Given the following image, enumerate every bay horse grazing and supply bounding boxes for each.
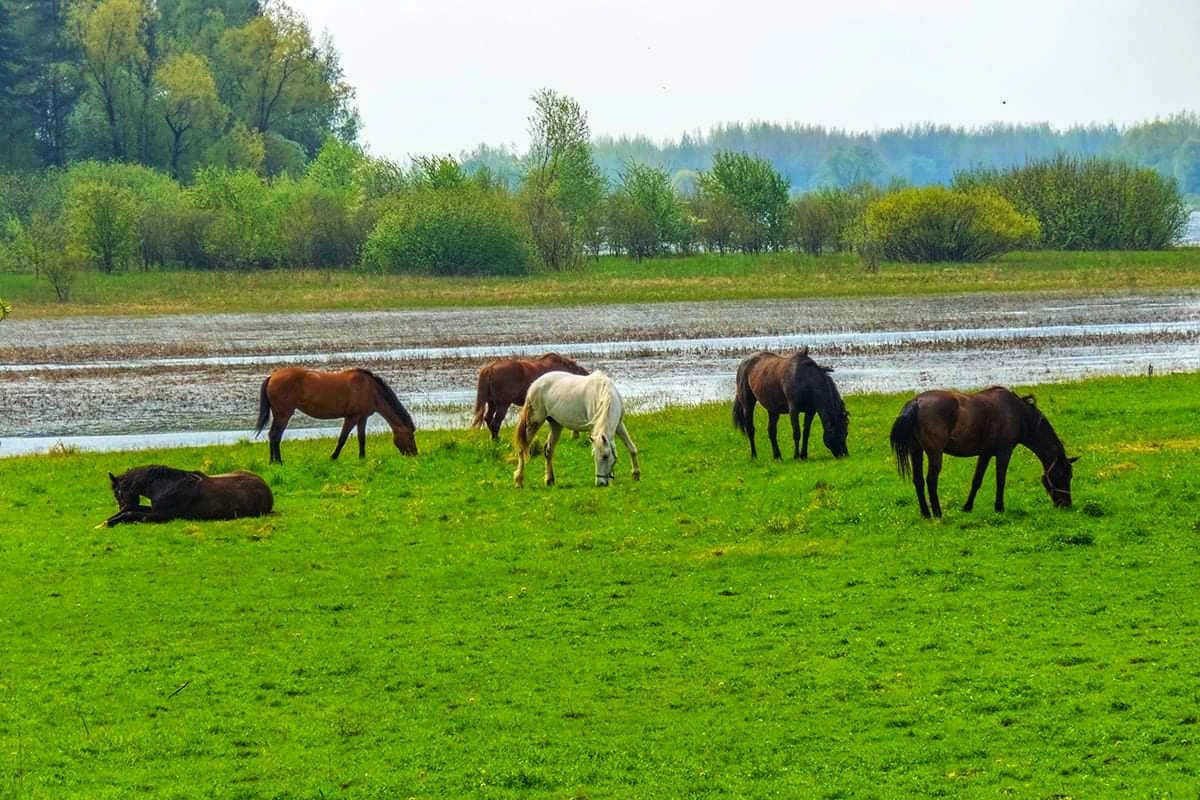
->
[732,348,850,460]
[471,352,589,440]
[256,367,417,464]
[513,371,641,488]
[889,386,1079,518]
[102,465,273,526]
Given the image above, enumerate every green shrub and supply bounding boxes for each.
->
[360,188,534,276]
[953,155,1188,250]
[865,186,1040,262]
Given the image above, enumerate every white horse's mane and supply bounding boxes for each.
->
[587,371,616,435]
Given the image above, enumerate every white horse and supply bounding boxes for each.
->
[513,371,641,488]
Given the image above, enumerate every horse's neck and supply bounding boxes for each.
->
[1023,416,1062,466]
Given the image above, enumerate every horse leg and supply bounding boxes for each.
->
[741,396,758,458]
[801,410,820,460]
[488,403,509,441]
[543,421,563,486]
[104,505,167,525]
[926,451,944,518]
[331,416,356,460]
[910,450,932,518]
[963,455,992,512]
[355,416,368,458]
[615,422,641,481]
[268,411,292,464]
[514,416,542,488]
[767,412,783,460]
[788,409,802,459]
[993,448,1015,512]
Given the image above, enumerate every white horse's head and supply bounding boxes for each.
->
[591,433,618,486]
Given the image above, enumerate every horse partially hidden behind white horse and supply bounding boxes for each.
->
[513,371,641,488]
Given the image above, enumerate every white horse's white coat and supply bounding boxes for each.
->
[513,371,641,487]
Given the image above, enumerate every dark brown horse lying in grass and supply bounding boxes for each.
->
[101,465,273,526]
[890,386,1078,518]
[471,352,589,441]
[732,348,850,460]
[256,367,417,464]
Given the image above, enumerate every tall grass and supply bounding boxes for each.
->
[2,249,1199,318]
[1,374,1198,797]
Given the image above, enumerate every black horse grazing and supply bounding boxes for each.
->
[889,386,1079,518]
[102,465,274,526]
[732,348,850,460]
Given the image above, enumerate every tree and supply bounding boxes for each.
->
[606,162,684,259]
[696,151,789,253]
[521,88,604,270]
[154,52,226,178]
[65,178,138,273]
[214,2,344,171]
[818,143,885,188]
[68,0,157,161]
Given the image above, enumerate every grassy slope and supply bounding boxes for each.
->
[2,374,1198,798]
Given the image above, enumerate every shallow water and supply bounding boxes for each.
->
[1,291,1197,457]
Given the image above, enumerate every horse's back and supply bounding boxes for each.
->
[529,371,617,431]
[204,470,274,517]
[913,387,1024,453]
[267,367,368,418]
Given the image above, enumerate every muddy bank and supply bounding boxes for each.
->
[1,291,1197,456]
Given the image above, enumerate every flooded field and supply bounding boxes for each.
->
[1,291,1197,457]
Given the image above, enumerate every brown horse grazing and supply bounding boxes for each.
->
[255,367,417,464]
[732,348,850,460]
[471,352,589,440]
[890,386,1079,518]
[102,465,273,526]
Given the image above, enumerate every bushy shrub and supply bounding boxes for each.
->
[865,186,1040,263]
[360,188,534,276]
[953,155,1188,250]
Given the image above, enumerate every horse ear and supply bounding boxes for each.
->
[1068,456,1080,464]
[109,472,117,483]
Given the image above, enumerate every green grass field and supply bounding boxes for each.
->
[3,248,1200,318]
[2,373,1198,798]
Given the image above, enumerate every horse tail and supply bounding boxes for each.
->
[255,376,272,437]
[731,358,754,436]
[890,399,919,479]
[513,399,532,454]
[470,366,491,429]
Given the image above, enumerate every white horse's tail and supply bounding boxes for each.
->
[513,402,528,451]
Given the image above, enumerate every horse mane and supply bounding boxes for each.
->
[588,371,616,434]
[358,368,417,430]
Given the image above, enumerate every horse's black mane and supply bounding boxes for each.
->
[123,464,202,483]
[357,368,417,430]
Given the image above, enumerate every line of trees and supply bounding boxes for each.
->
[1,120,1188,301]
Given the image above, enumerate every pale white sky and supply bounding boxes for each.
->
[284,0,1198,162]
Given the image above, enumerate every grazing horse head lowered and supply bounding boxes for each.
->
[255,367,417,464]
[889,386,1079,518]
[732,348,850,461]
[512,370,641,488]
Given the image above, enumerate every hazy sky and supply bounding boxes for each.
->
[284,0,1198,162]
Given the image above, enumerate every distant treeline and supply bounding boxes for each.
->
[464,115,1200,198]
